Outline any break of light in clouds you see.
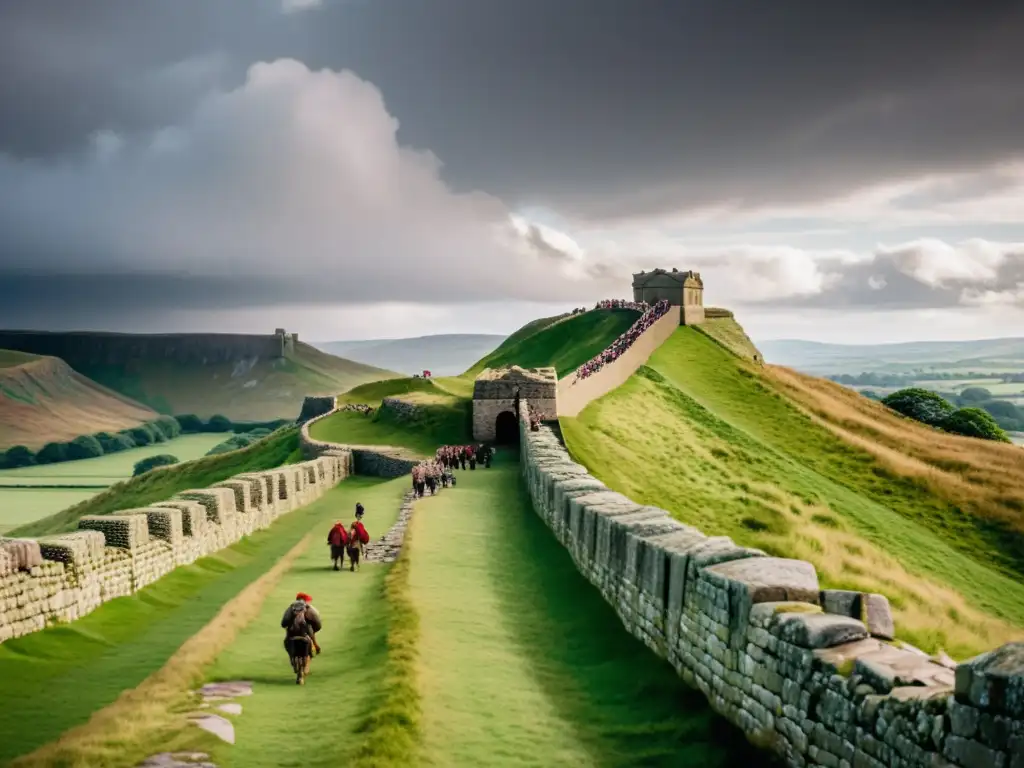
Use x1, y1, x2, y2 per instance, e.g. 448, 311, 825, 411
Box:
1, 0, 1023, 343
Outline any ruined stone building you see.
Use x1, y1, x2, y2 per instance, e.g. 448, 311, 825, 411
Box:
472, 366, 557, 442
631, 268, 705, 325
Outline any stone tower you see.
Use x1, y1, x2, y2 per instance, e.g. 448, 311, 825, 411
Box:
631, 268, 705, 325
472, 366, 558, 442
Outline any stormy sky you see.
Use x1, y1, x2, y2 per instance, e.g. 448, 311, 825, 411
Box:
1, 0, 1023, 343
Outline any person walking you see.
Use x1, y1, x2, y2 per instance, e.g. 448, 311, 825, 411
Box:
327, 520, 348, 571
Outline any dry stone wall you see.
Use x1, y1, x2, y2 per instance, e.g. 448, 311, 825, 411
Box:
518, 400, 1024, 768
0, 452, 350, 645
299, 403, 420, 477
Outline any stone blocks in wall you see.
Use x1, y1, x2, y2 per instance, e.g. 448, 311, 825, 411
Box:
352, 449, 418, 478
0, 455, 341, 647
516, 397, 1024, 768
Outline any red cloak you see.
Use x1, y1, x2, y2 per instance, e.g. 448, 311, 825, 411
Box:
328, 523, 348, 546
352, 520, 369, 544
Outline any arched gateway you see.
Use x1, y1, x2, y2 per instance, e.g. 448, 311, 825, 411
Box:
471, 365, 557, 442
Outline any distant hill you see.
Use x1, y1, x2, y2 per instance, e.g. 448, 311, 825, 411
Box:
316, 334, 507, 377
757, 336, 1024, 375
0, 351, 157, 450
0, 331, 399, 421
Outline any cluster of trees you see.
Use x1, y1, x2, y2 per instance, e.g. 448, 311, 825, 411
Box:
880, 388, 1012, 443
831, 371, 1014, 388
0, 414, 292, 470
132, 453, 180, 476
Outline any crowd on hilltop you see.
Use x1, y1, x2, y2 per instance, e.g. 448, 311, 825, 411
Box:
572, 299, 672, 383
594, 298, 650, 312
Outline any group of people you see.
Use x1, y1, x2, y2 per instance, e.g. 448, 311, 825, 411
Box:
436, 444, 493, 471
411, 459, 452, 497
593, 298, 650, 312
325, 503, 370, 572
572, 299, 672, 383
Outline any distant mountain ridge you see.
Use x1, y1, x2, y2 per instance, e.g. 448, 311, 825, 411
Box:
757, 336, 1024, 374
316, 333, 507, 377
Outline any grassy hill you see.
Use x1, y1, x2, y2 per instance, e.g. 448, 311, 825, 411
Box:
467, 308, 641, 378
9, 426, 301, 538
560, 322, 1024, 658
316, 333, 507, 377
0, 331, 398, 421
0, 352, 157, 450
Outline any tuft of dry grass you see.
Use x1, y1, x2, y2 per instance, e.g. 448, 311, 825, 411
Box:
348, 511, 421, 767
12, 534, 313, 768
766, 365, 1024, 536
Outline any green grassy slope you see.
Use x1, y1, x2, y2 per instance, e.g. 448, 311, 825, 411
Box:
0, 349, 40, 368
468, 309, 641, 378
9, 428, 302, 538
311, 377, 472, 456
408, 457, 761, 766
0, 477, 391, 765
561, 328, 1024, 657
201, 477, 408, 767
696, 317, 761, 361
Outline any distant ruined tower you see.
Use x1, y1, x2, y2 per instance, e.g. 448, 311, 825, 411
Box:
631, 268, 705, 325
274, 328, 298, 357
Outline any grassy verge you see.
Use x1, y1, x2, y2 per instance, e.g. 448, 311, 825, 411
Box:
349, 501, 421, 767
408, 458, 760, 767
0, 478, 384, 765
10, 427, 301, 537
196, 477, 408, 767
10, 533, 313, 768
561, 358, 1024, 657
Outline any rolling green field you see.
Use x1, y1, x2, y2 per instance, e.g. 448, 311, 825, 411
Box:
9, 428, 303, 538
561, 328, 1024, 658
0, 476, 396, 766
0, 434, 226, 531
408, 457, 761, 767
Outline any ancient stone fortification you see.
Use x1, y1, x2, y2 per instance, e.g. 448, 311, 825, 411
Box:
0, 452, 351, 644
297, 395, 337, 423
380, 397, 421, 422
632, 268, 706, 326
473, 366, 557, 441
299, 405, 419, 477
557, 305, 681, 418
518, 400, 1024, 768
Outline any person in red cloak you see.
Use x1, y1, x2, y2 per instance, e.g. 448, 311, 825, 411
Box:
347, 509, 370, 572
327, 520, 348, 571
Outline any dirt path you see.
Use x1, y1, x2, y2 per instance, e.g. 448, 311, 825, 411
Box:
198, 476, 409, 767
408, 454, 764, 767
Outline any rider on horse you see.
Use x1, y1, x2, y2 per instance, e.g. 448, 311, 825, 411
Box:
282, 592, 322, 677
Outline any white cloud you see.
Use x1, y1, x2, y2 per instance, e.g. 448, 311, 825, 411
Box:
0, 59, 615, 305
281, 0, 323, 13
876, 238, 1024, 287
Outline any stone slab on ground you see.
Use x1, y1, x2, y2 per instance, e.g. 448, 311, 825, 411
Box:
188, 714, 235, 744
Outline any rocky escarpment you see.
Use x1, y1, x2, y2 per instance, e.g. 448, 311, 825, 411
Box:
518, 400, 1024, 768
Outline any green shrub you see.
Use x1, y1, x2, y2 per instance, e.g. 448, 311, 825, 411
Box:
230, 418, 290, 433
95, 431, 136, 453
151, 415, 182, 440
205, 433, 258, 456
944, 407, 1012, 443
67, 435, 104, 460
175, 414, 205, 433
881, 388, 955, 427
132, 454, 180, 476
2, 445, 36, 468
959, 387, 993, 404
36, 442, 69, 464
122, 425, 156, 446
206, 414, 233, 433
980, 400, 1022, 431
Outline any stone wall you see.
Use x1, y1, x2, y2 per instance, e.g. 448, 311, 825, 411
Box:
380, 397, 421, 422
298, 404, 419, 478
518, 400, 1024, 768
0, 453, 349, 645
297, 395, 337, 423
557, 305, 681, 418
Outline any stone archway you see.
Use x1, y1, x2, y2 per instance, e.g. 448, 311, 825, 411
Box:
494, 410, 519, 445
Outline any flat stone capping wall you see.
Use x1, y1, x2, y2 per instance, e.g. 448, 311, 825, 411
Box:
518, 399, 1024, 768
0, 452, 349, 645
380, 397, 421, 422
557, 304, 680, 418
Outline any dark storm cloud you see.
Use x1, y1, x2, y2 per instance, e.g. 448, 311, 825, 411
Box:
2, 0, 1022, 219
